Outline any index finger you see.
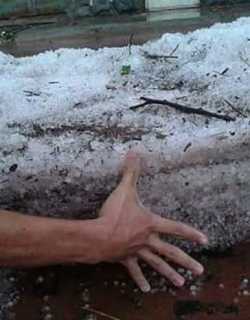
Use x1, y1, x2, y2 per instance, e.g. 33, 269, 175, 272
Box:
151, 214, 208, 245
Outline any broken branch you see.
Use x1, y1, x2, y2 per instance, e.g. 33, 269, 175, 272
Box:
130, 97, 235, 122
143, 52, 178, 60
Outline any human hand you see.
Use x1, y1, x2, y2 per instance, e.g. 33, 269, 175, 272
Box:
99, 152, 208, 292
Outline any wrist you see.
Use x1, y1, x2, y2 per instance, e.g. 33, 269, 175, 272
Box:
59, 217, 109, 265
0, 211, 109, 267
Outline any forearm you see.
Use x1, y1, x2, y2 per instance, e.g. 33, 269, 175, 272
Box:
0, 210, 106, 267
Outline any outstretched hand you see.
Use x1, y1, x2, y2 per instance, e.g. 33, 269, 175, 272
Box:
99, 152, 208, 292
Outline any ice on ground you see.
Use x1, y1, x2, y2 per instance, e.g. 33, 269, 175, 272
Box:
0, 17, 250, 318
0, 17, 250, 131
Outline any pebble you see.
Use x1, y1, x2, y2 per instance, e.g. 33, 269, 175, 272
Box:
160, 277, 166, 285
219, 283, 225, 289
243, 278, 249, 284
150, 288, 158, 294
9, 277, 16, 283
43, 314, 53, 320
243, 290, 249, 296
36, 276, 45, 284
233, 297, 240, 304
169, 289, 176, 296
6, 301, 15, 309
113, 281, 119, 287
161, 286, 167, 292
41, 305, 51, 313
190, 285, 197, 292
81, 292, 90, 303
186, 270, 193, 280
178, 268, 185, 274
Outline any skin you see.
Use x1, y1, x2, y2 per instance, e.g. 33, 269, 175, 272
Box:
0, 152, 208, 292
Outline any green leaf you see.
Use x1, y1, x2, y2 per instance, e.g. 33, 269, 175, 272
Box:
120, 65, 131, 76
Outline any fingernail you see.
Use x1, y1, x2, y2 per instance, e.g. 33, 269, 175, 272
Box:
142, 283, 151, 293
195, 264, 204, 275
174, 278, 185, 287
200, 235, 208, 245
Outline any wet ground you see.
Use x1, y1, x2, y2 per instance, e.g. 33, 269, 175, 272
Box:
10, 242, 250, 320
1, 3, 250, 57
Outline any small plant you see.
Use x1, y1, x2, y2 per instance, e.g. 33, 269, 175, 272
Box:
0, 30, 15, 44
120, 65, 131, 76
120, 33, 134, 76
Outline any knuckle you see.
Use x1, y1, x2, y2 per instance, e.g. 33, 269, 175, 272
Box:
173, 223, 185, 234
151, 257, 162, 269
143, 215, 154, 233
147, 214, 157, 231
166, 245, 178, 258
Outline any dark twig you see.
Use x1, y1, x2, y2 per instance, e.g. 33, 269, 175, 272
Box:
130, 97, 235, 122
128, 33, 134, 56
143, 52, 178, 60
169, 43, 180, 56
224, 99, 248, 118
184, 142, 192, 152
143, 44, 179, 61
81, 307, 121, 320
213, 68, 229, 76
220, 67, 229, 75
23, 90, 41, 97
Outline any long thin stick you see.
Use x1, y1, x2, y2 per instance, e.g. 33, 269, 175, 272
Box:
130, 97, 235, 122
81, 307, 121, 320
224, 99, 247, 118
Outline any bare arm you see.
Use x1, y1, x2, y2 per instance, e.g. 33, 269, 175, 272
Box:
0, 151, 208, 292
0, 210, 106, 267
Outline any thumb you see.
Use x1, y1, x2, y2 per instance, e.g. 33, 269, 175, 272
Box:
120, 151, 141, 188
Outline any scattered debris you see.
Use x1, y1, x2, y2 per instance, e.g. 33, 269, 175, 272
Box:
239, 51, 250, 67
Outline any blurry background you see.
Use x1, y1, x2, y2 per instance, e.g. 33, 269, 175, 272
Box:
0, 0, 248, 20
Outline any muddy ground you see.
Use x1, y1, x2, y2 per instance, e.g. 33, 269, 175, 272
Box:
4, 241, 250, 320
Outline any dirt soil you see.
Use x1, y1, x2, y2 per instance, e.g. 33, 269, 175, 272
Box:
10, 241, 250, 320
